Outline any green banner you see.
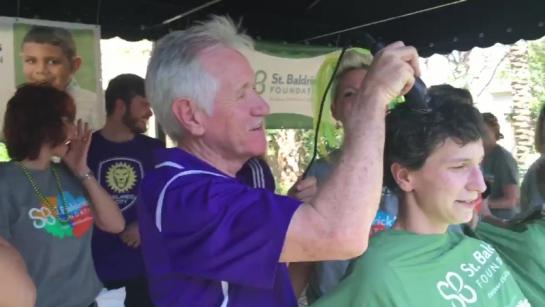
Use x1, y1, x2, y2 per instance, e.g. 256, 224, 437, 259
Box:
244, 42, 351, 130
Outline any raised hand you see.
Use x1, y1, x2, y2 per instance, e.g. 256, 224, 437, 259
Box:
359, 41, 421, 106
62, 119, 93, 175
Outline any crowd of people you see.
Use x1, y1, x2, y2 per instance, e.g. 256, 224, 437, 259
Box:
1, 15, 544, 307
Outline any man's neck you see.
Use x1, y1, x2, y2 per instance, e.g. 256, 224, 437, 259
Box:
178, 139, 245, 177
484, 143, 498, 155
394, 195, 449, 234
100, 119, 136, 143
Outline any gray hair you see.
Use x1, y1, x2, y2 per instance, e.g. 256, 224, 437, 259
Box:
332, 50, 372, 100
145, 15, 254, 141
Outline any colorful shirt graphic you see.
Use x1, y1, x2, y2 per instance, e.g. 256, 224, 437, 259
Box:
370, 209, 396, 235
28, 191, 93, 239
0, 161, 102, 307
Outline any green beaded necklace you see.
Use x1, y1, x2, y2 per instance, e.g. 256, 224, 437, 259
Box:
17, 162, 71, 224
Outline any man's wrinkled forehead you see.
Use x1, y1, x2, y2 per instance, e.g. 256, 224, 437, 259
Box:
199, 46, 255, 85
200, 46, 250, 68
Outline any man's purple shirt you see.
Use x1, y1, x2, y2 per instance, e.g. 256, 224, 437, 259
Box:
236, 157, 276, 191
88, 132, 164, 282
138, 148, 301, 306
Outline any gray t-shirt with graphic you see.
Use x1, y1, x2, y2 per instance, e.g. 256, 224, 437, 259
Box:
0, 161, 102, 307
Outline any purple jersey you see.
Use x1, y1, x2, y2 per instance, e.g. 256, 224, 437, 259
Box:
138, 148, 301, 307
236, 157, 276, 191
88, 132, 164, 282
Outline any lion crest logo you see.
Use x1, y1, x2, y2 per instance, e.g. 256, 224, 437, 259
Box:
106, 162, 137, 193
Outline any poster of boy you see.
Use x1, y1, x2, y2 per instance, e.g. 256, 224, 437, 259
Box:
0, 18, 103, 160
13, 20, 104, 130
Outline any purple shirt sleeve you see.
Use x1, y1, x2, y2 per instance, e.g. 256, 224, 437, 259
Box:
159, 176, 301, 289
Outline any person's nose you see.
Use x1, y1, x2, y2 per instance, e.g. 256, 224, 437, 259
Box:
142, 99, 154, 118
250, 91, 270, 117
36, 60, 48, 75
146, 105, 153, 118
467, 165, 487, 194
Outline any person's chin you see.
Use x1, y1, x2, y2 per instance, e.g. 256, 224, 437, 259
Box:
254, 138, 267, 152
53, 84, 65, 91
250, 148, 266, 157
247, 143, 267, 157
46, 80, 65, 91
454, 211, 474, 225
131, 124, 147, 134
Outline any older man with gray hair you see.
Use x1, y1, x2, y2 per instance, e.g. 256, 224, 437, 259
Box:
139, 15, 420, 306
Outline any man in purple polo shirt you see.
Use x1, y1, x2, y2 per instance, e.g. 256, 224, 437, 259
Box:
140, 15, 421, 306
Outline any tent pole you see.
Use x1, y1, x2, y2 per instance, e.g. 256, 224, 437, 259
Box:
301, 0, 467, 43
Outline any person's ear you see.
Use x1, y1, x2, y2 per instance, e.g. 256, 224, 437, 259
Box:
172, 98, 206, 136
115, 99, 127, 116
391, 162, 414, 192
70, 56, 82, 73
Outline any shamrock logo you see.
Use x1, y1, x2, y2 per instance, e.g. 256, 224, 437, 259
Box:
437, 272, 477, 307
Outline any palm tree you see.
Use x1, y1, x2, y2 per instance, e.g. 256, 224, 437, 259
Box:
508, 40, 534, 165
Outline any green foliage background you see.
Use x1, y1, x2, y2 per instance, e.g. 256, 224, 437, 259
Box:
0, 142, 9, 162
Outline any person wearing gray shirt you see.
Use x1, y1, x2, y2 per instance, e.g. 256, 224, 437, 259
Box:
481, 113, 520, 219
0, 85, 124, 307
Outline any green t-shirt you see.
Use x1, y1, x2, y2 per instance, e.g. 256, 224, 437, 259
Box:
313, 230, 529, 307
473, 220, 545, 306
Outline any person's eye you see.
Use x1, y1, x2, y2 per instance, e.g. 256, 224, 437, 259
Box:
24, 58, 35, 64
238, 89, 248, 100
343, 91, 356, 98
47, 59, 61, 65
450, 164, 467, 170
